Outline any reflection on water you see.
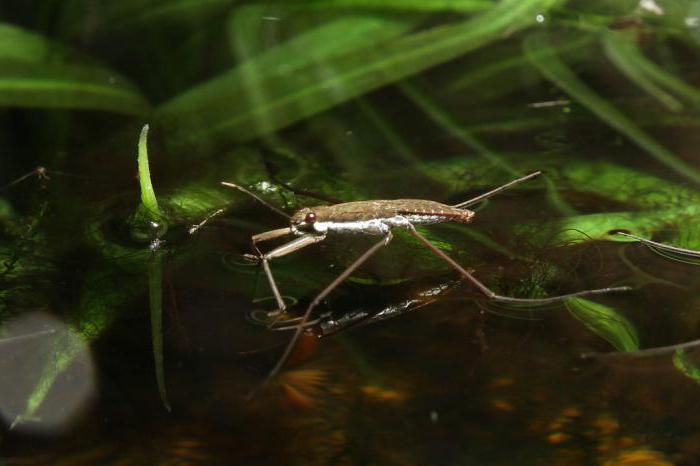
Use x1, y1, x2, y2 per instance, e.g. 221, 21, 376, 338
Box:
2, 0, 700, 464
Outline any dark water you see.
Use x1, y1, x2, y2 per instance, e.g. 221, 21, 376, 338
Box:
2, 1, 700, 465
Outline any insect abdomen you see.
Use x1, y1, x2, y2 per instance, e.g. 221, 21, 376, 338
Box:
394, 200, 474, 224
314, 199, 474, 224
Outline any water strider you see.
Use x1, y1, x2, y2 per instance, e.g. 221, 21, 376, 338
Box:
222, 172, 631, 388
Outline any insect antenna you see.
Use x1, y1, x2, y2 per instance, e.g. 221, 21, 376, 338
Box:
453, 171, 542, 209
221, 182, 290, 219
261, 149, 343, 204
271, 179, 342, 205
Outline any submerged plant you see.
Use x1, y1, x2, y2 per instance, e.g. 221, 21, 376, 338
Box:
2, 1, 700, 452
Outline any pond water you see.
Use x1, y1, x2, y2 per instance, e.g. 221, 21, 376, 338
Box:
2, 1, 700, 465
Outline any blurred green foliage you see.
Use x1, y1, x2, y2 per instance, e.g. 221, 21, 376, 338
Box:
3, 0, 700, 423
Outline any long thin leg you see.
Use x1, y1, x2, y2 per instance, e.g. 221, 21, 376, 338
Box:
251, 227, 293, 249
221, 181, 290, 219
452, 171, 542, 208
255, 233, 327, 312
188, 208, 227, 234
409, 228, 630, 304
256, 231, 393, 393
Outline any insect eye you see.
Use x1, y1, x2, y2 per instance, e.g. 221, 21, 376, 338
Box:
304, 212, 316, 223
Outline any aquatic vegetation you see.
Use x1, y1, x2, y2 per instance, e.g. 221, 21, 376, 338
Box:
0, 23, 148, 114
565, 298, 639, 352
2, 0, 700, 463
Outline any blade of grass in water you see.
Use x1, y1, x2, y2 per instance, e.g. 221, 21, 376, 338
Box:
137, 125, 161, 217
554, 210, 690, 244
524, 33, 700, 185
158, 0, 562, 146
566, 298, 639, 352
136, 126, 169, 409
90, 0, 232, 29
149, 249, 170, 411
400, 80, 520, 175
158, 13, 415, 145
447, 32, 596, 94
400, 80, 577, 216
606, 31, 700, 109
0, 23, 74, 63
272, 0, 492, 12
603, 30, 683, 112
0, 24, 149, 114
673, 349, 700, 385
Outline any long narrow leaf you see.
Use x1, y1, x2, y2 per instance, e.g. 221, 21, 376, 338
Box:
603, 30, 683, 111
270, 0, 492, 12
566, 298, 639, 352
0, 23, 74, 63
158, 0, 561, 146
525, 33, 700, 185
0, 24, 149, 114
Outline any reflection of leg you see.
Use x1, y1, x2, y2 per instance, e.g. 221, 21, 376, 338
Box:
262, 231, 394, 388
261, 259, 286, 313
255, 233, 327, 313
409, 228, 630, 305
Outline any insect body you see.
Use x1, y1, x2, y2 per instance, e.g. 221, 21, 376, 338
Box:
222, 172, 630, 389
291, 199, 474, 236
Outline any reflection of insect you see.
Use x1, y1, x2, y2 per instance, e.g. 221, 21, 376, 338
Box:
222, 172, 630, 387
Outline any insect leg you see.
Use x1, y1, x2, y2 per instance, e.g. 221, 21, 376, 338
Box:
247, 227, 294, 265
452, 171, 542, 209
255, 233, 327, 313
259, 231, 394, 390
221, 181, 290, 219
408, 227, 630, 304
251, 227, 294, 249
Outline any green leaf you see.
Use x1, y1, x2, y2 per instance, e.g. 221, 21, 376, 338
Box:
673, 349, 700, 384
602, 29, 700, 112
554, 210, 691, 244
603, 30, 684, 112
86, 0, 233, 29
0, 23, 149, 114
149, 250, 170, 412
158, 0, 561, 146
268, 0, 493, 12
0, 23, 73, 63
137, 125, 161, 217
525, 33, 700, 186
566, 297, 639, 352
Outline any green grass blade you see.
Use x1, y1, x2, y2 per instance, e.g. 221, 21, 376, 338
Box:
269, 0, 492, 12
525, 33, 700, 185
89, 0, 232, 29
0, 23, 73, 63
611, 35, 700, 109
137, 125, 161, 217
447, 32, 596, 94
149, 250, 171, 412
554, 210, 691, 244
0, 24, 149, 114
400, 80, 520, 175
566, 298, 639, 352
158, 0, 561, 145
673, 349, 700, 384
603, 30, 683, 112
157, 14, 416, 135
0, 63, 149, 114
16, 328, 88, 427
400, 81, 577, 216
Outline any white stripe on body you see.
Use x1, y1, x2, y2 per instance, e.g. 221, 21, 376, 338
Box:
314, 215, 445, 236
